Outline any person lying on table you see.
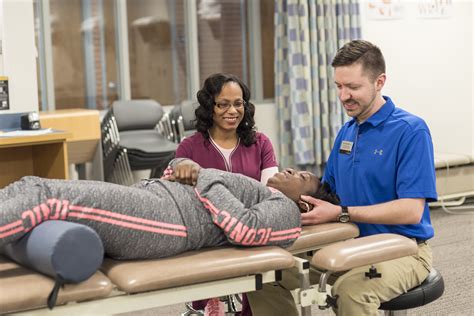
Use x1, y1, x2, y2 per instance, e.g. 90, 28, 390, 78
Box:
0, 158, 339, 259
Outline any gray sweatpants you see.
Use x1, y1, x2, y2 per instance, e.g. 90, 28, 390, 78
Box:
0, 169, 301, 260
0, 176, 213, 259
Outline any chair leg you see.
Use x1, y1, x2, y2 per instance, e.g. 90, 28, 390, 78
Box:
182, 302, 205, 316
225, 295, 241, 313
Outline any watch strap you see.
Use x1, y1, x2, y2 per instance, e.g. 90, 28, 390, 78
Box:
338, 205, 350, 222
341, 205, 349, 215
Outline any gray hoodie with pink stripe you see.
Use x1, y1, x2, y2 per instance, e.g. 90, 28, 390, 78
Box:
0, 161, 301, 260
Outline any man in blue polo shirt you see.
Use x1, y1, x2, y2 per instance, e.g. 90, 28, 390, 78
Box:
247, 40, 437, 315
299, 40, 437, 315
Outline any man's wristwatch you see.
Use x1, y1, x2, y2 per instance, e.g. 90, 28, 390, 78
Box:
337, 205, 350, 223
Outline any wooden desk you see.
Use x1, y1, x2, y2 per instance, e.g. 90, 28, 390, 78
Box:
39, 109, 103, 181
0, 131, 70, 188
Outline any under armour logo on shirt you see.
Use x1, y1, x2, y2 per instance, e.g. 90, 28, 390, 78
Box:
374, 149, 383, 155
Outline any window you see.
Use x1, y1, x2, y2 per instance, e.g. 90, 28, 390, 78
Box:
35, 0, 275, 110
127, 0, 187, 105
197, 0, 248, 86
35, 0, 118, 110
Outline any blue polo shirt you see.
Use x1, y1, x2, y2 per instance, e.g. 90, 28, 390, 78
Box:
322, 96, 436, 240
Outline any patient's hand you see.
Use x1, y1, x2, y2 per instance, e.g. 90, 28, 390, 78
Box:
299, 196, 340, 225
170, 159, 201, 186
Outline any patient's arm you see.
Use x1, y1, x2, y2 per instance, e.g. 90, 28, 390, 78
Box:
194, 169, 301, 248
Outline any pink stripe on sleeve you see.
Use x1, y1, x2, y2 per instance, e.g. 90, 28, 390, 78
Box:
194, 189, 220, 215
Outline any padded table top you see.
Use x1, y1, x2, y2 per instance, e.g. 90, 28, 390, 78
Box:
434, 153, 473, 169
0, 246, 295, 313
102, 246, 295, 293
287, 223, 359, 254
0, 223, 361, 313
0, 255, 113, 313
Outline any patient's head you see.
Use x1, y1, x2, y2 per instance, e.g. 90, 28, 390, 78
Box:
267, 168, 340, 210
267, 169, 319, 203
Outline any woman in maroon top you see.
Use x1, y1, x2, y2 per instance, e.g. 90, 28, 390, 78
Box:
176, 73, 279, 315
176, 73, 278, 185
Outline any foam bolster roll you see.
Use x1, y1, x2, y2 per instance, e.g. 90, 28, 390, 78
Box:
3, 220, 104, 283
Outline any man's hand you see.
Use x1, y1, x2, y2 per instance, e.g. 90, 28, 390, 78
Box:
300, 195, 341, 225
169, 160, 201, 186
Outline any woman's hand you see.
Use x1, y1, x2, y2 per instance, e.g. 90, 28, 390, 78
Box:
170, 160, 201, 186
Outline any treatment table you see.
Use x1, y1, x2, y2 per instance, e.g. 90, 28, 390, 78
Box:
0, 223, 443, 315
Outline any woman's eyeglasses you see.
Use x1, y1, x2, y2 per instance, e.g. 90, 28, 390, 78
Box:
214, 100, 246, 111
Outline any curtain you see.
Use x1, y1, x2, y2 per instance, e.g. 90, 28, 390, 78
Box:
275, 0, 361, 174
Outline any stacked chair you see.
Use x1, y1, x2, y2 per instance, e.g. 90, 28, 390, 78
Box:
101, 99, 177, 185
112, 99, 178, 178
156, 111, 179, 143
157, 100, 198, 144
172, 99, 199, 142
101, 110, 134, 186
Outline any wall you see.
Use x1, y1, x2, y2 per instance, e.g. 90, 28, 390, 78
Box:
256, 0, 473, 161
0, 0, 38, 114
1, 0, 471, 156
359, 0, 473, 155
255, 102, 278, 156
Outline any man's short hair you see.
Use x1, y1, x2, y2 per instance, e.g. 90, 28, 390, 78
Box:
331, 40, 386, 81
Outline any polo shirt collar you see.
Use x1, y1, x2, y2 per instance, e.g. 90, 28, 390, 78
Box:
348, 96, 395, 127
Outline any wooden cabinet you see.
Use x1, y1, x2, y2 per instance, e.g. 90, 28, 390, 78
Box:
39, 109, 103, 181
0, 132, 70, 188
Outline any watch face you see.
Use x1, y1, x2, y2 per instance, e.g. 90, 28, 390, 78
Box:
338, 214, 350, 223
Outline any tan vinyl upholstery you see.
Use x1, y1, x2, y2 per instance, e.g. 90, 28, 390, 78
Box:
0, 255, 113, 313
102, 246, 295, 293
0, 247, 295, 314
434, 153, 472, 169
311, 234, 418, 272
286, 223, 359, 254
0, 227, 424, 315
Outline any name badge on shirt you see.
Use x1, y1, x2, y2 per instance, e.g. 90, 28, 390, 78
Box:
339, 140, 353, 154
